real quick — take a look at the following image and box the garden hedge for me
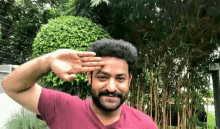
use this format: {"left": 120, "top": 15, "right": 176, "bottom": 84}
{"left": 32, "top": 16, "right": 111, "bottom": 98}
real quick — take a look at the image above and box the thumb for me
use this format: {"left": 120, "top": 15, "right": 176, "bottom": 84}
{"left": 62, "top": 74, "right": 76, "bottom": 82}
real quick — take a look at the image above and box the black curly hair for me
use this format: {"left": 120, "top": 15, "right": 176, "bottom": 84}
{"left": 87, "top": 38, "right": 137, "bottom": 75}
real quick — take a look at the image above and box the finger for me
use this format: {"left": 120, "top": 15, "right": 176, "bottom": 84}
{"left": 61, "top": 74, "right": 76, "bottom": 82}
{"left": 81, "top": 57, "right": 103, "bottom": 62}
{"left": 80, "top": 66, "right": 102, "bottom": 73}
{"left": 77, "top": 51, "right": 96, "bottom": 57}
{"left": 82, "top": 61, "right": 105, "bottom": 67}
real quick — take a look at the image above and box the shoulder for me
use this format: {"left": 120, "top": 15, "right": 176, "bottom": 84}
{"left": 39, "top": 87, "right": 84, "bottom": 111}
{"left": 41, "top": 87, "right": 79, "bottom": 101}
{"left": 38, "top": 88, "right": 87, "bottom": 126}
{"left": 122, "top": 105, "right": 157, "bottom": 128}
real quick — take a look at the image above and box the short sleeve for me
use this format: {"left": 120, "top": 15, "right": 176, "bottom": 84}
{"left": 37, "top": 87, "right": 72, "bottom": 126}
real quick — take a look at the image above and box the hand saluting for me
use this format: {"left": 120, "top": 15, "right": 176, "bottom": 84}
{"left": 48, "top": 49, "right": 105, "bottom": 82}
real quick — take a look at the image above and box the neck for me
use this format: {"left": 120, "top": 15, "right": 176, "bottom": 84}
{"left": 90, "top": 100, "right": 122, "bottom": 119}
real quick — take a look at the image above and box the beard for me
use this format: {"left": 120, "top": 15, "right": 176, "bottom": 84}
{"left": 90, "top": 87, "right": 128, "bottom": 112}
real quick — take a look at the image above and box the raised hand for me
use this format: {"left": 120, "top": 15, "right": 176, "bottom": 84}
{"left": 48, "top": 49, "right": 105, "bottom": 82}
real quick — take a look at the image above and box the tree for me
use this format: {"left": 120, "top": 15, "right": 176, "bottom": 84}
{"left": 0, "top": 0, "right": 51, "bottom": 64}
{"left": 0, "top": 0, "right": 65, "bottom": 65}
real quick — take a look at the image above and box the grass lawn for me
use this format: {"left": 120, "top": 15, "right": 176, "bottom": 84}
{"left": 207, "top": 111, "right": 215, "bottom": 129}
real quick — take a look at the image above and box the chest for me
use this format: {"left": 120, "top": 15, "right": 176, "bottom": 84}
{"left": 46, "top": 103, "right": 136, "bottom": 129}
{"left": 49, "top": 109, "right": 124, "bottom": 129}
{"left": 49, "top": 112, "right": 101, "bottom": 128}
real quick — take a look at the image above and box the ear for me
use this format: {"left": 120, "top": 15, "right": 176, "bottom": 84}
{"left": 129, "top": 75, "right": 132, "bottom": 87}
{"left": 87, "top": 72, "right": 91, "bottom": 84}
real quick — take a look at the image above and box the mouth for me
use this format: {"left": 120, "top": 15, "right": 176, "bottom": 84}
{"left": 102, "top": 95, "right": 118, "bottom": 100}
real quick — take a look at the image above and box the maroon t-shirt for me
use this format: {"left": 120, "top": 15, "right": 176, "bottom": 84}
{"left": 38, "top": 88, "right": 158, "bottom": 129}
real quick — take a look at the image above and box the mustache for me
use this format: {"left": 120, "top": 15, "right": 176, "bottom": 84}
{"left": 98, "top": 90, "right": 122, "bottom": 98}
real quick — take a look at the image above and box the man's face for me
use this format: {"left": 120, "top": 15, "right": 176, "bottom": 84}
{"left": 87, "top": 57, "right": 132, "bottom": 112}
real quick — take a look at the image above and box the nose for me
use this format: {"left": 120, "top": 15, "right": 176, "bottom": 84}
{"left": 106, "top": 78, "right": 117, "bottom": 93}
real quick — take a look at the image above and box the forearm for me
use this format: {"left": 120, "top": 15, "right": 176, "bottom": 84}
{"left": 1, "top": 55, "right": 51, "bottom": 93}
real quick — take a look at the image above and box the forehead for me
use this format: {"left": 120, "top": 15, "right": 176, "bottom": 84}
{"left": 94, "top": 57, "right": 129, "bottom": 75}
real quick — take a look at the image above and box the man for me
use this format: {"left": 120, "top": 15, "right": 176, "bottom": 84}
{"left": 2, "top": 38, "right": 157, "bottom": 129}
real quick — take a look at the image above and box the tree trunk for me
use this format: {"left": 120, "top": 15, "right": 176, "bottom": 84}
{"left": 170, "top": 103, "right": 171, "bottom": 127}
{"left": 177, "top": 79, "right": 181, "bottom": 129}
{"left": 162, "top": 84, "right": 166, "bottom": 129}
{"left": 150, "top": 69, "right": 153, "bottom": 118}
{"left": 168, "top": 93, "right": 172, "bottom": 128}
{"left": 136, "top": 76, "right": 140, "bottom": 109}
{"left": 141, "top": 90, "right": 145, "bottom": 112}
{"left": 193, "top": 107, "right": 197, "bottom": 129}
{"left": 153, "top": 78, "right": 158, "bottom": 125}
{"left": 187, "top": 100, "right": 192, "bottom": 129}
{"left": 182, "top": 95, "right": 186, "bottom": 129}
{"left": 178, "top": 111, "right": 180, "bottom": 129}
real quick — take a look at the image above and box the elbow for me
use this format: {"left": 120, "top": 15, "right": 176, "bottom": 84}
{"left": 1, "top": 78, "right": 5, "bottom": 88}
{"left": 1, "top": 78, "right": 9, "bottom": 92}
{"left": 1, "top": 78, "right": 14, "bottom": 96}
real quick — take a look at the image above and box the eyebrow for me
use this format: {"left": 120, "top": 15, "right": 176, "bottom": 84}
{"left": 96, "top": 70, "right": 127, "bottom": 77}
{"left": 116, "top": 74, "right": 127, "bottom": 77}
{"left": 96, "top": 71, "right": 109, "bottom": 76}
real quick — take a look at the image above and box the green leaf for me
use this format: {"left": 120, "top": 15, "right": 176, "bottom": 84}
{"left": 90, "top": 0, "right": 110, "bottom": 7}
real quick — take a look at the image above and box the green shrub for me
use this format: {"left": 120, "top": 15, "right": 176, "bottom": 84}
{"left": 3, "top": 107, "right": 48, "bottom": 129}
{"left": 32, "top": 16, "right": 110, "bottom": 98}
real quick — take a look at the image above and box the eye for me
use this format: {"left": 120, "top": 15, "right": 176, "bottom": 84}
{"left": 98, "top": 76, "right": 107, "bottom": 81}
{"left": 117, "top": 77, "right": 125, "bottom": 82}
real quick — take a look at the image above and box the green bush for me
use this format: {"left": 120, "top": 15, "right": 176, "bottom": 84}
{"left": 32, "top": 16, "right": 110, "bottom": 99}
{"left": 4, "top": 107, "right": 48, "bottom": 129}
